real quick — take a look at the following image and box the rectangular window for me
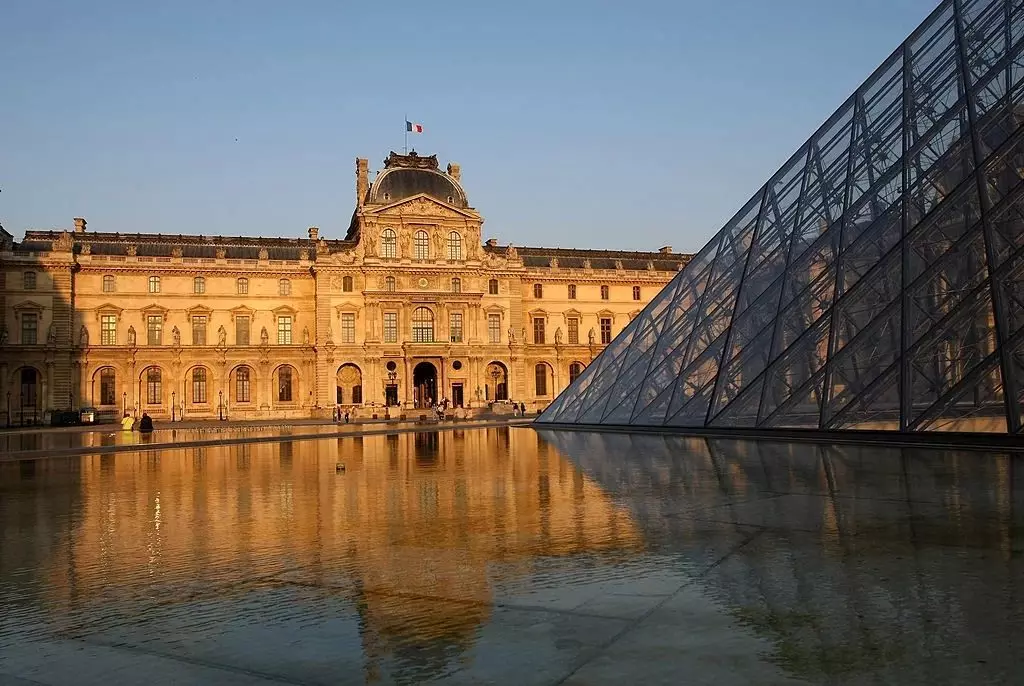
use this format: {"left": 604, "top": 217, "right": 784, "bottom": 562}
{"left": 488, "top": 279, "right": 499, "bottom": 295}
{"left": 488, "top": 314, "right": 501, "bottom": 343}
{"left": 100, "top": 369, "right": 116, "bottom": 405}
{"left": 147, "top": 315, "right": 163, "bottom": 345}
{"left": 103, "top": 275, "right": 116, "bottom": 293}
{"left": 533, "top": 283, "right": 543, "bottom": 298}
{"left": 235, "top": 316, "right": 250, "bottom": 345}
{"left": 236, "top": 368, "right": 251, "bottom": 403}
{"left": 449, "top": 312, "right": 463, "bottom": 342}
{"left": 192, "top": 315, "right": 207, "bottom": 345}
{"left": 568, "top": 318, "right": 579, "bottom": 345}
{"left": 146, "top": 370, "right": 162, "bottom": 405}
{"left": 21, "top": 313, "right": 38, "bottom": 344}
{"left": 192, "top": 369, "right": 207, "bottom": 404}
{"left": 568, "top": 284, "right": 576, "bottom": 299}
{"left": 533, "top": 317, "right": 545, "bottom": 345}
{"left": 601, "top": 285, "right": 609, "bottom": 300}
{"left": 23, "top": 272, "right": 36, "bottom": 290}
{"left": 383, "top": 312, "right": 398, "bottom": 343}
{"left": 600, "top": 317, "right": 612, "bottom": 344}
{"left": 633, "top": 285, "right": 641, "bottom": 301}
{"left": 237, "top": 278, "right": 248, "bottom": 294}
{"left": 149, "top": 276, "right": 161, "bottom": 293}
{"left": 341, "top": 312, "right": 356, "bottom": 344}
{"left": 101, "top": 315, "right": 117, "bottom": 345}
{"left": 277, "top": 316, "right": 292, "bottom": 345}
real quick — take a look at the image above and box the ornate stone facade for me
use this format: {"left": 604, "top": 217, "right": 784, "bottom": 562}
{"left": 0, "top": 153, "right": 689, "bottom": 422}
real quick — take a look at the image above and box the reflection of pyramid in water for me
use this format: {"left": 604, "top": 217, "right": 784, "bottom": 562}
{"left": 540, "top": 0, "right": 1024, "bottom": 434}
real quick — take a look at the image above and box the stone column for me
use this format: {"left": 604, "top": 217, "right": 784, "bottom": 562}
{"left": 404, "top": 355, "right": 413, "bottom": 406}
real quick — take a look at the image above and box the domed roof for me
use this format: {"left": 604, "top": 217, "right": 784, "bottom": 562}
{"left": 367, "top": 152, "right": 468, "bottom": 208}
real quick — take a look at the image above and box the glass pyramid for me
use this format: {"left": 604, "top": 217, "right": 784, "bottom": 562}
{"left": 539, "top": 0, "right": 1024, "bottom": 434}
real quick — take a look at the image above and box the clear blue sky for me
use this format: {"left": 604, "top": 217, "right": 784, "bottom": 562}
{"left": 1, "top": 0, "right": 937, "bottom": 252}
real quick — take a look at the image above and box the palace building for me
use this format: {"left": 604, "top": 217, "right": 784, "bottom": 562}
{"left": 0, "top": 151, "right": 689, "bottom": 423}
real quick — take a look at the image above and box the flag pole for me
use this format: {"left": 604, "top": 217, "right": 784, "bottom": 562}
{"left": 404, "top": 114, "right": 408, "bottom": 154}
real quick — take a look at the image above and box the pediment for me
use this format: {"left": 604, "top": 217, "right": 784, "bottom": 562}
{"left": 272, "top": 305, "right": 297, "bottom": 316}
{"left": 596, "top": 309, "right": 616, "bottom": 321}
{"left": 187, "top": 304, "right": 213, "bottom": 316}
{"left": 528, "top": 308, "right": 549, "bottom": 319}
{"left": 483, "top": 304, "right": 506, "bottom": 315}
{"left": 368, "top": 194, "right": 477, "bottom": 220}
{"left": 334, "top": 302, "right": 362, "bottom": 315}
{"left": 12, "top": 299, "right": 46, "bottom": 312}
{"left": 141, "top": 303, "right": 168, "bottom": 315}
{"left": 230, "top": 305, "right": 254, "bottom": 316}
{"left": 562, "top": 308, "right": 582, "bottom": 322}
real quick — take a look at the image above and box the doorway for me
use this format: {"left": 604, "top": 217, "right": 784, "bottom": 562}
{"left": 413, "top": 361, "right": 437, "bottom": 408}
{"left": 451, "top": 383, "right": 464, "bottom": 408}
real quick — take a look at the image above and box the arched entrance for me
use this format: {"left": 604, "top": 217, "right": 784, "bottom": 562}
{"left": 413, "top": 362, "right": 437, "bottom": 408}
{"left": 336, "top": 363, "right": 363, "bottom": 405}
{"left": 486, "top": 361, "right": 508, "bottom": 402}
{"left": 15, "top": 367, "right": 42, "bottom": 425}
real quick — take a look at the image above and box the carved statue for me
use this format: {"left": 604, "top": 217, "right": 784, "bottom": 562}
{"left": 171, "top": 326, "right": 181, "bottom": 347}
{"left": 171, "top": 247, "right": 183, "bottom": 258}
{"left": 400, "top": 232, "right": 411, "bottom": 257}
{"left": 467, "top": 238, "right": 479, "bottom": 259}
{"left": 583, "top": 258, "right": 592, "bottom": 270}
{"left": 299, "top": 249, "right": 310, "bottom": 261}
{"left": 217, "top": 325, "right": 227, "bottom": 346}
{"left": 550, "top": 257, "right": 558, "bottom": 269}
{"left": 364, "top": 231, "right": 376, "bottom": 256}
{"left": 216, "top": 248, "right": 227, "bottom": 259}
{"left": 505, "top": 244, "right": 519, "bottom": 260}
{"left": 554, "top": 327, "right": 563, "bottom": 345}
{"left": 260, "top": 326, "right": 270, "bottom": 345}
{"left": 325, "top": 326, "right": 334, "bottom": 345}
{"left": 127, "top": 325, "right": 137, "bottom": 347}
{"left": 508, "top": 327, "right": 516, "bottom": 344}
{"left": 79, "top": 325, "right": 89, "bottom": 347}
{"left": 52, "top": 231, "right": 74, "bottom": 252}
{"left": 647, "top": 260, "right": 655, "bottom": 271}
{"left": 46, "top": 324, "right": 57, "bottom": 344}
{"left": 258, "top": 247, "right": 269, "bottom": 260}
{"left": 317, "top": 239, "right": 330, "bottom": 256}
{"left": 615, "top": 260, "right": 624, "bottom": 270}
{"left": 588, "top": 328, "right": 596, "bottom": 345}
{"left": 302, "top": 326, "right": 310, "bottom": 345}
{"left": 126, "top": 245, "right": 138, "bottom": 257}
{"left": 433, "top": 230, "right": 445, "bottom": 257}
{"left": 0, "top": 327, "right": 8, "bottom": 345}
{"left": 81, "top": 243, "right": 92, "bottom": 255}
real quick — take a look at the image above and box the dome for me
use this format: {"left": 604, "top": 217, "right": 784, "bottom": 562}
{"left": 367, "top": 152, "right": 468, "bottom": 208}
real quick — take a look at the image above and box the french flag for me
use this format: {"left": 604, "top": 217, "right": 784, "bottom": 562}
{"left": 406, "top": 121, "right": 424, "bottom": 133}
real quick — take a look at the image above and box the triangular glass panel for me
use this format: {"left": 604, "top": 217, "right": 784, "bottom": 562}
{"left": 538, "top": 0, "right": 1022, "bottom": 436}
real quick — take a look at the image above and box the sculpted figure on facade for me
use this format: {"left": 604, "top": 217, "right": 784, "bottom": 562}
{"left": 433, "top": 230, "right": 445, "bottom": 258}
{"left": 172, "top": 326, "right": 181, "bottom": 347}
{"left": 47, "top": 324, "right": 57, "bottom": 345}
{"left": 554, "top": 327, "right": 563, "bottom": 345}
{"left": 127, "top": 325, "right": 137, "bottom": 347}
{"left": 583, "top": 258, "right": 592, "bottom": 270}
{"left": 302, "top": 326, "right": 310, "bottom": 345}
{"left": 260, "top": 326, "right": 270, "bottom": 345}
{"left": 400, "top": 231, "right": 411, "bottom": 258}
{"left": 588, "top": 328, "right": 596, "bottom": 345}
{"left": 505, "top": 244, "right": 518, "bottom": 260}
{"left": 81, "top": 243, "right": 91, "bottom": 255}
{"left": 317, "top": 239, "right": 330, "bottom": 256}
{"left": 126, "top": 245, "right": 138, "bottom": 257}
{"left": 258, "top": 247, "right": 269, "bottom": 260}
{"left": 217, "top": 325, "right": 227, "bottom": 346}
{"left": 171, "top": 247, "right": 183, "bottom": 258}
{"left": 508, "top": 327, "right": 516, "bottom": 344}
{"left": 363, "top": 230, "right": 376, "bottom": 256}
{"left": 0, "top": 327, "right": 8, "bottom": 345}
{"left": 216, "top": 248, "right": 227, "bottom": 259}
{"left": 79, "top": 325, "right": 89, "bottom": 348}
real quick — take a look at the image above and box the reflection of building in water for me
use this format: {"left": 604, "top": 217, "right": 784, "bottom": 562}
{"left": 2, "top": 428, "right": 641, "bottom": 680}
{"left": 544, "top": 430, "right": 1022, "bottom": 682}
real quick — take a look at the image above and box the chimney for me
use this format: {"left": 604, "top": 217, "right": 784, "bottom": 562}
{"left": 658, "top": 245, "right": 673, "bottom": 254}
{"left": 308, "top": 226, "right": 319, "bottom": 240}
{"left": 485, "top": 238, "right": 498, "bottom": 247}
{"left": 74, "top": 217, "right": 87, "bottom": 233}
{"left": 356, "top": 158, "right": 369, "bottom": 208}
{"left": 447, "top": 162, "right": 461, "bottom": 183}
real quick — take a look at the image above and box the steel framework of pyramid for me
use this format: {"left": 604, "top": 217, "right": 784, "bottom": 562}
{"left": 538, "top": 0, "right": 1024, "bottom": 434}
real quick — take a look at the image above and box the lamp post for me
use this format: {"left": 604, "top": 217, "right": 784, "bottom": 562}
{"left": 219, "top": 390, "right": 224, "bottom": 421}
{"left": 5, "top": 390, "right": 10, "bottom": 428}
{"left": 171, "top": 390, "right": 176, "bottom": 422}
{"left": 20, "top": 391, "right": 25, "bottom": 427}
{"left": 122, "top": 391, "right": 127, "bottom": 415}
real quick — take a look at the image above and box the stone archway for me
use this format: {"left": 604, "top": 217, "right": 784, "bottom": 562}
{"left": 336, "top": 363, "right": 363, "bottom": 405}
{"left": 413, "top": 362, "right": 437, "bottom": 408}
{"left": 486, "top": 361, "right": 508, "bottom": 402}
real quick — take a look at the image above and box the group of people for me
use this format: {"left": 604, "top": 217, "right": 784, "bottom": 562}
{"left": 510, "top": 401, "right": 528, "bottom": 417}
{"left": 120, "top": 411, "right": 154, "bottom": 435}
{"left": 432, "top": 397, "right": 450, "bottom": 420}
{"left": 332, "top": 406, "right": 351, "bottom": 423}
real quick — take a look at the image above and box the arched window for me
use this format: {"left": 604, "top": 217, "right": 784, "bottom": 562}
{"left": 342, "top": 275, "right": 353, "bottom": 292}
{"left": 235, "top": 366, "right": 251, "bottom": 403}
{"left": 99, "top": 368, "right": 116, "bottom": 405}
{"left": 145, "top": 367, "right": 162, "bottom": 405}
{"left": 412, "top": 307, "right": 435, "bottom": 343}
{"left": 451, "top": 277, "right": 461, "bottom": 293}
{"left": 385, "top": 275, "right": 396, "bottom": 292}
{"left": 192, "top": 368, "right": 208, "bottom": 404}
{"left": 380, "top": 228, "right": 397, "bottom": 258}
{"left": 102, "top": 275, "right": 116, "bottom": 293}
{"left": 488, "top": 279, "right": 499, "bottom": 295}
{"left": 535, "top": 363, "right": 549, "bottom": 396}
{"left": 278, "top": 366, "right": 294, "bottom": 402}
{"left": 414, "top": 230, "right": 430, "bottom": 260}
{"left": 193, "top": 276, "right": 206, "bottom": 294}
{"left": 279, "top": 278, "right": 291, "bottom": 296}
{"left": 569, "top": 362, "right": 584, "bottom": 384}
{"left": 448, "top": 231, "right": 462, "bottom": 260}
{"left": 237, "top": 277, "right": 248, "bottom": 294}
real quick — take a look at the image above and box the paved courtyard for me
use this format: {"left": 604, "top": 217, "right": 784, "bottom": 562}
{"left": 1, "top": 425, "right": 1022, "bottom": 684}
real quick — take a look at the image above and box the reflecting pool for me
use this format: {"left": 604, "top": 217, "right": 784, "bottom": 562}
{"left": 1, "top": 426, "right": 1023, "bottom": 685}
